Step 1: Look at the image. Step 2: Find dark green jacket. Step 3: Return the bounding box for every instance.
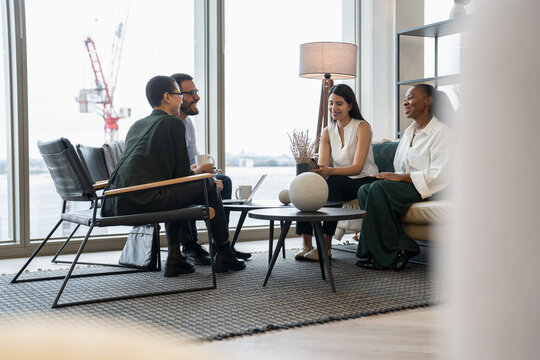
[103,110,193,216]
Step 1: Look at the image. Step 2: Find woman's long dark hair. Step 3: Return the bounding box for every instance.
[328,84,364,121]
[413,84,454,124]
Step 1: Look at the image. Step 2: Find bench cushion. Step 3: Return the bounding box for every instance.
[400,200,451,224]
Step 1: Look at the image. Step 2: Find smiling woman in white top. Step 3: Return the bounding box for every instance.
[295,84,379,262]
[356,84,452,271]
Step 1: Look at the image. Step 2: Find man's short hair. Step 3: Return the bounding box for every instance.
[170,73,193,90]
[145,75,177,108]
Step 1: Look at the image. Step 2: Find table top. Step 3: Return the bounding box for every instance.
[248,206,367,222]
[223,200,342,211]
[222,199,290,210]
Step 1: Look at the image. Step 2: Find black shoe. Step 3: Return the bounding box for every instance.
[356,257,375,269]
[232,247,251,260]
[182,242,211,265]
[164,256,195,277]
[394,250,410,271]
[215,247,246,273]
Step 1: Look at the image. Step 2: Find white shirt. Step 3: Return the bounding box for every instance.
[182,117,199,166]
[393,116,451,199]
[328,119,379,179]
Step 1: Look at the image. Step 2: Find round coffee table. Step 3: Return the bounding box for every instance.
[223,200,291,261]
[249,206,367,292]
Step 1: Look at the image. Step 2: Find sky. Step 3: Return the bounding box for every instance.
[1,0,456,160]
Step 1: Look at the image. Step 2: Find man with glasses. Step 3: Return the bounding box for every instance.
[103,75,246,276]
[171,73,252,264]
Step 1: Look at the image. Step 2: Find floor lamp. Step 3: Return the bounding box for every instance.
[299,42,357,139]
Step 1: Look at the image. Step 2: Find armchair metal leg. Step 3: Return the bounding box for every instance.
[204,218,217,289]
[53,223,162,271]
[11,219,63,283]
[51,224,81,263]
[52,224,96,308]
[50,223,212,309]
[202,178,217,289]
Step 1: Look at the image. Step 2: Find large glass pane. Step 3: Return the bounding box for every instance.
[0,3,12,242]
[424,0,462,78]
[424,0,461,111]
[224,0,344,227]
[26,0,196,239]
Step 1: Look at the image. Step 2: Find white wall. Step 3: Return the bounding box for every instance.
[360,0,423,141]
[447,0,540,358]
[360,0,395,140]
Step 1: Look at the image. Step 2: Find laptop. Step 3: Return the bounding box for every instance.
[223,174,267,205]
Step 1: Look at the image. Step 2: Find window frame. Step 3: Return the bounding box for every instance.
[0,0,360,258]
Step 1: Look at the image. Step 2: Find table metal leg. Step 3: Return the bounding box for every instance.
[268,220,274,263]
[280,220,286,259]
[263,221,291,287]
[313,221,336,292]
[230,211,248,248]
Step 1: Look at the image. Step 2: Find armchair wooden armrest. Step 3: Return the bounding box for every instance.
[93,180,108,190]
[104,173,215,197]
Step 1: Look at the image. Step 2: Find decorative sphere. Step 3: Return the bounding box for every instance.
[289,172,328,212]
[278,189,290,205]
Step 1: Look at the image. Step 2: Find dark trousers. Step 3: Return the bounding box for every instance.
[356,180,422,269]
[296,175,377,236]
[165,178,228,246]
[185,174,232,245]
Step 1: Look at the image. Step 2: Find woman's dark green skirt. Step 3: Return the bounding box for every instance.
[356,180,422,269]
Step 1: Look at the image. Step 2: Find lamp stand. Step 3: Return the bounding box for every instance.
[316,74,334,139]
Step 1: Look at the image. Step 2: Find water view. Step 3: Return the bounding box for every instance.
[0,166,297,242]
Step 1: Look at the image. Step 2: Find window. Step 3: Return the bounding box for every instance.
[424,0,462,110]
[25,0,196,239]
[0,2,12,242]
[224,0,345,227]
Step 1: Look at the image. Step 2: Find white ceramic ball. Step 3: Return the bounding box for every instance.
[278,189,290,205]
[289,172,328,211]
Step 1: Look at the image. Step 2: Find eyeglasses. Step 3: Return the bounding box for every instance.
[181,89,199,97]
[168,92,184,98]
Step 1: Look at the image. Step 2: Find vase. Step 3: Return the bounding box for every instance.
[296,163,311,176]
[449,1,467,18]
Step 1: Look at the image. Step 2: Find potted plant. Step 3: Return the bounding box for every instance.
[288,129,320,175]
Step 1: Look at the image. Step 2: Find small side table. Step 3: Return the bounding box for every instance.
[249,207,367,292]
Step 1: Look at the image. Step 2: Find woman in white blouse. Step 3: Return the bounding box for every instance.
[295,84,379,262]
[356,84,451,270]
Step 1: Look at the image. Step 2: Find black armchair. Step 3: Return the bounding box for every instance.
[11,138,217,308]
[76,144,110,183]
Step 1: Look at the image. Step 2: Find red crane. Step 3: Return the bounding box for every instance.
[76,1,130,143]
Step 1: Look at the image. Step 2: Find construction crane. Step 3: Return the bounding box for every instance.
[76,1,131,144]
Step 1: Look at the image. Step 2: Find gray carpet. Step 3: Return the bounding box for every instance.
[0,248,440,341]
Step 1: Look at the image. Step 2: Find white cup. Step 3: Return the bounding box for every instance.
[195,154,215,167]
[235,185,252,200]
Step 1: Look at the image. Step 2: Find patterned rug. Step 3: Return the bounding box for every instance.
[0,247,439,341]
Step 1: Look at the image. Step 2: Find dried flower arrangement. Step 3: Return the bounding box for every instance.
[288,129,320,164]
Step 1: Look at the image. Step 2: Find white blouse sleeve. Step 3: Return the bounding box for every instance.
[409,126,451,199]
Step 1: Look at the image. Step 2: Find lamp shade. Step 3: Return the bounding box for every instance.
[299,42,357,79]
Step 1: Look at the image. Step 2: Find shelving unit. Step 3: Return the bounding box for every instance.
[396,17,467,136]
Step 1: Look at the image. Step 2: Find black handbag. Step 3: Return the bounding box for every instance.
[118,224,160,270]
